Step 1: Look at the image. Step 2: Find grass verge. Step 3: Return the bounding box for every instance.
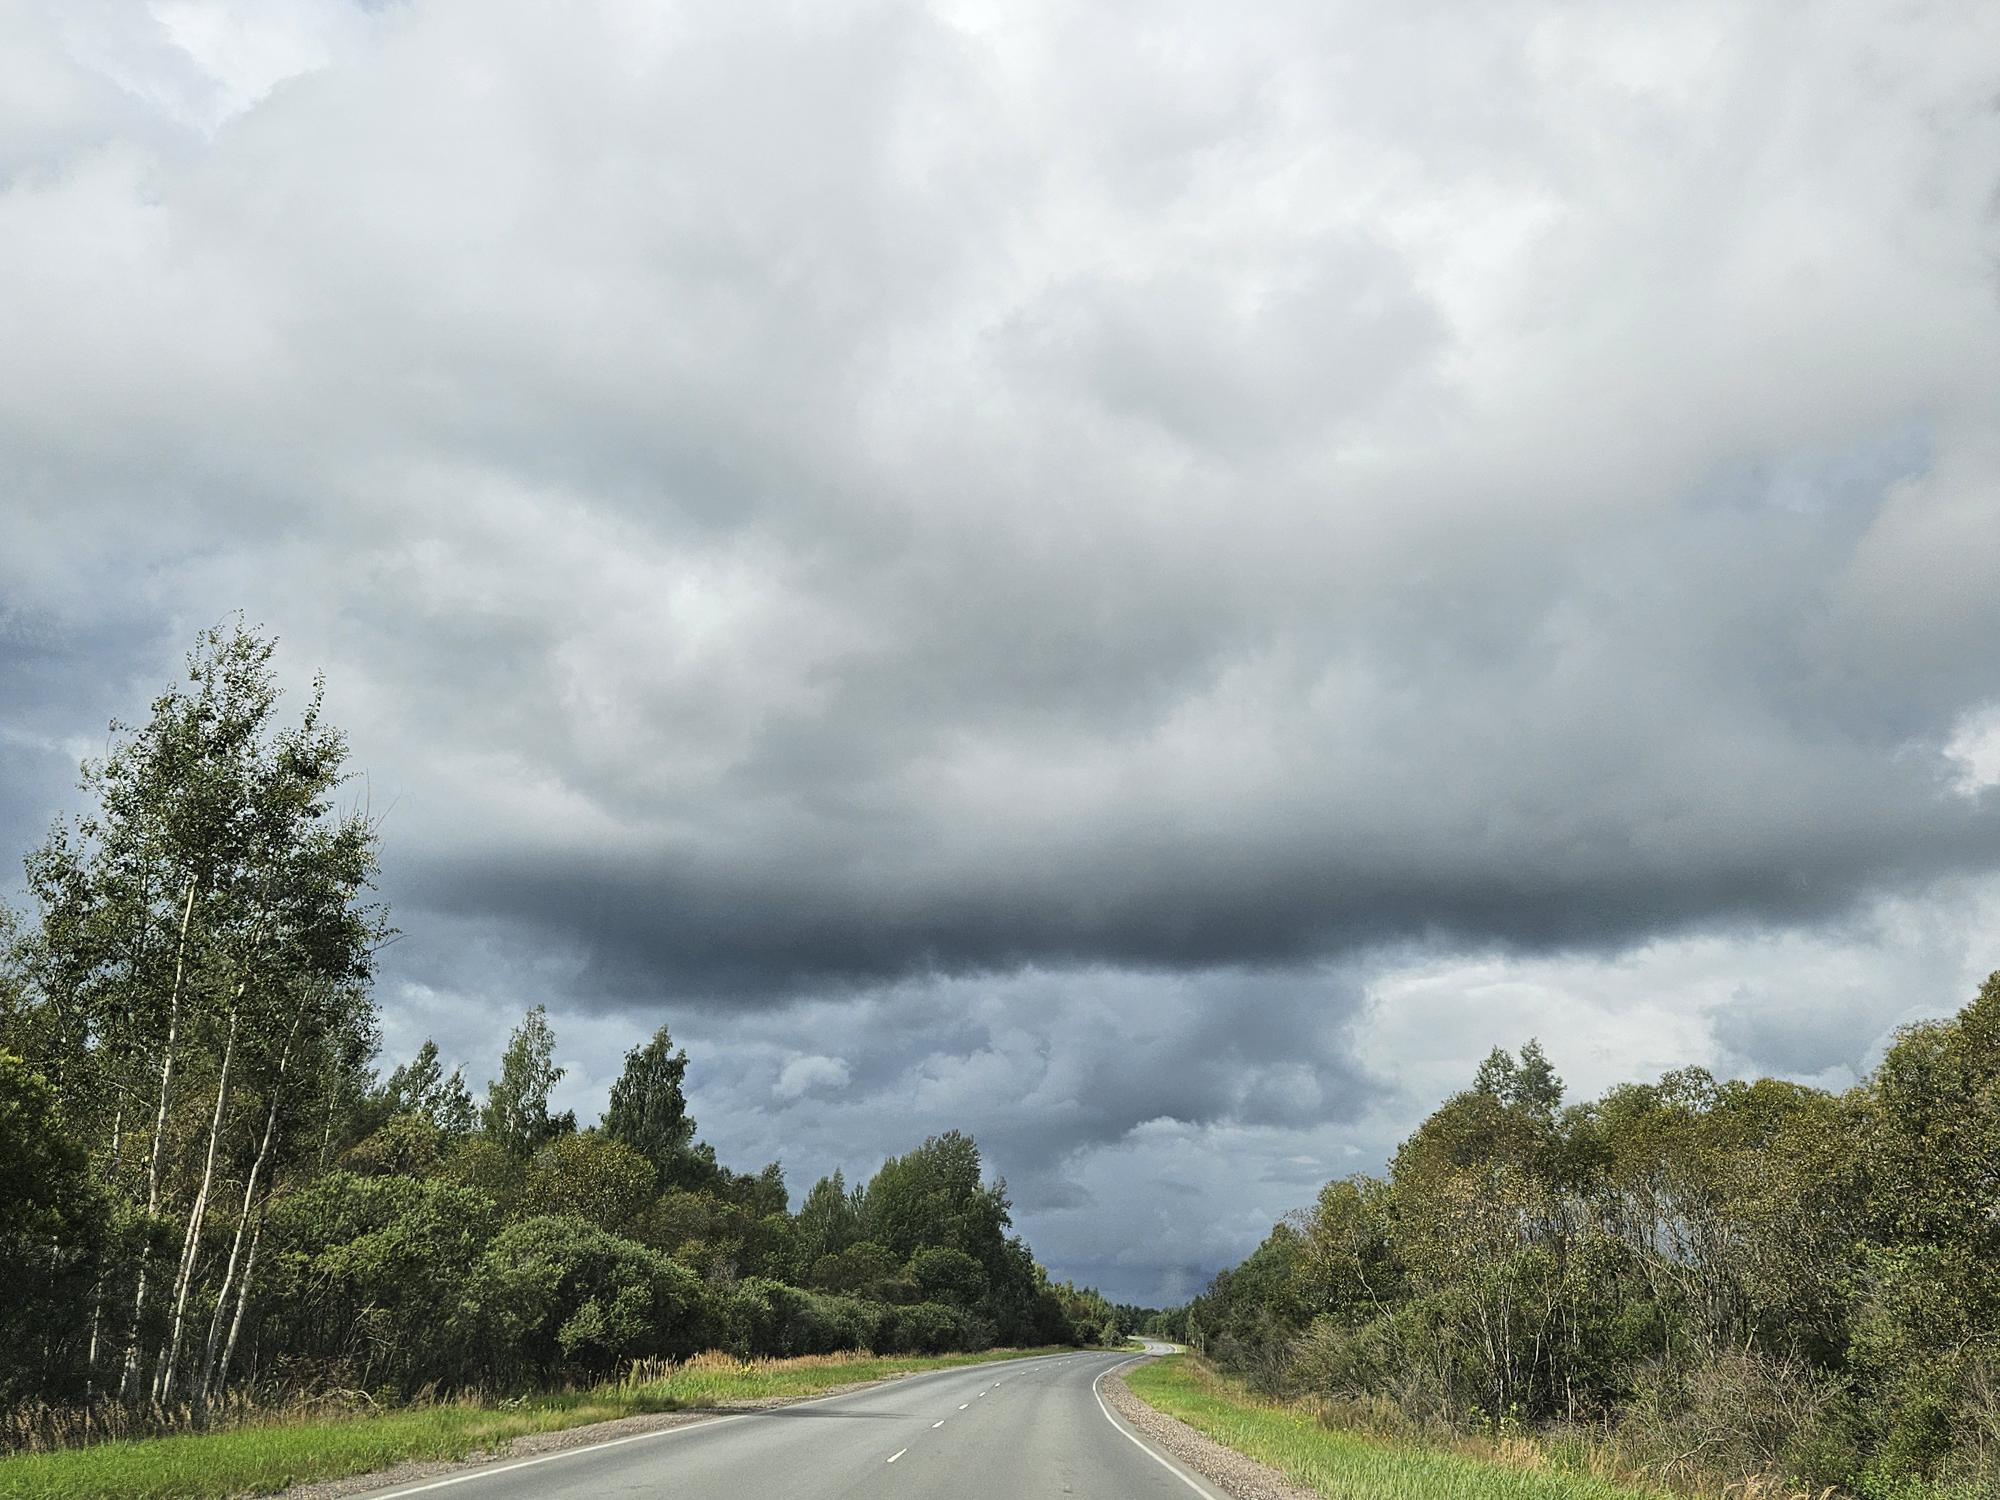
[0,1347,1068,1500]
[1123,1356,1671,1500]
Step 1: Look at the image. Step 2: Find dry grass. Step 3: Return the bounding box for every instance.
[0,1389,394,1456]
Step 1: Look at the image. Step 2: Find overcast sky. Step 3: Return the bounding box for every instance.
[5,0,2000,1305]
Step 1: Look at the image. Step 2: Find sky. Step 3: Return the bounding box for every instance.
[3,0,1999,1306]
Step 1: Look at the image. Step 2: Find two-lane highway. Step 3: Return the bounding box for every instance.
[352,1349,1213,1500]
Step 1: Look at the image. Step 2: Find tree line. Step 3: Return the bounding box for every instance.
[0,623,1123,1440]
[1167,997,2000,1499]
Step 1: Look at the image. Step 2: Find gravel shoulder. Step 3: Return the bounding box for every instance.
[1104,1359,1320,1500]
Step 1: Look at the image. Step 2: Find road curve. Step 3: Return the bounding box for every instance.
[349,1349,1213,1500]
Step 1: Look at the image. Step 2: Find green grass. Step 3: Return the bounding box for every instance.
[0,1348,1067,1500]
[1124,1357,1670,1500]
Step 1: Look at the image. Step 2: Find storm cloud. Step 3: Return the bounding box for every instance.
[4,0,2000,1301]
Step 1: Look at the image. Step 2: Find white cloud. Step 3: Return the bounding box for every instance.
[6,0,2000,1303]
[773,1054,853,1101]
[1946,705,2000,796]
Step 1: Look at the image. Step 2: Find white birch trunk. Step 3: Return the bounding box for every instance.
[85,1104,126,1405]
[195,1016,297,1412]
[213,1203,268,1407]
[120,873,199,1403]
[156,999,240,1404]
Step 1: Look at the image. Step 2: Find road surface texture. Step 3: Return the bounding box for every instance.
[347,1347,1216,1500]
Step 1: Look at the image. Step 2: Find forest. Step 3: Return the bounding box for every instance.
[0,623,1126,1446]
[1169,994,2000,1499]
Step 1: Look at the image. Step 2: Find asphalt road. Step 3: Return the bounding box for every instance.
[353,1346,1213,1500]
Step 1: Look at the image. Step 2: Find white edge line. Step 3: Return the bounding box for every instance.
[354,1412,747,1500]
[360,1352,1072,1500]
[1091,1355,1222,1500]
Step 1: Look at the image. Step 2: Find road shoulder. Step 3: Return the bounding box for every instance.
[1103,1360,1318,1500]
[276,1360,1030,1500]
[275,1405,724,1500]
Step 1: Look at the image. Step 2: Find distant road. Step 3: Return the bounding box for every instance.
[351,1348,1210,1500]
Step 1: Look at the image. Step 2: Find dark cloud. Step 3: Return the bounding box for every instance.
[0,605,186,889]
[610,965,1383,1303]
[5,0,2000,1303]
[1710,989,1887,1079]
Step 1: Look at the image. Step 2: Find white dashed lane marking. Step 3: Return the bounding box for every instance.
[887,1449,906,1464]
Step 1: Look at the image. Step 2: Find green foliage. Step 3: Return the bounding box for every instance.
[439,1133,528,1215]
[1472,1038,1564,1119]
[481,1006,569,1156]
[857,1130,1008,1264]
[635,1183,792,1281]
[879,1301,966,1355]
[809,1240,912,1300]
[7,619,387,1414]
[343,1111,448,1178]
[793,1170,860,1273]
[841,1129,1074,1346]
[769,1286,885,1355]
[0,1053,107,1404]
[382,1041,476,1137]
[717,1278,884,1357]
[261,1171,495,1392]
[518,1132,657,1235]
[464,1216,710,1379]
[601,1026,700,1185]
[1848,975,2000,1484]
[1185,983,2000,1498]
[910,1246,988,1308]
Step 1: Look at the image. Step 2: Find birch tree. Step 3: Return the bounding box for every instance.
[19,620,387,1409]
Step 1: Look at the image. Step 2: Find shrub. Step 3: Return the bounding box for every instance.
[716,1279,899,1358]
[518,1133,658,1235]
[463,1215,711,1382]
[0,1053,106,1405]
[262,1171,496,1392]
[794,1292,881,1355]
[722,1277,784,1356]
[909,1247,987,1308]
[881,1302,964,1355]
